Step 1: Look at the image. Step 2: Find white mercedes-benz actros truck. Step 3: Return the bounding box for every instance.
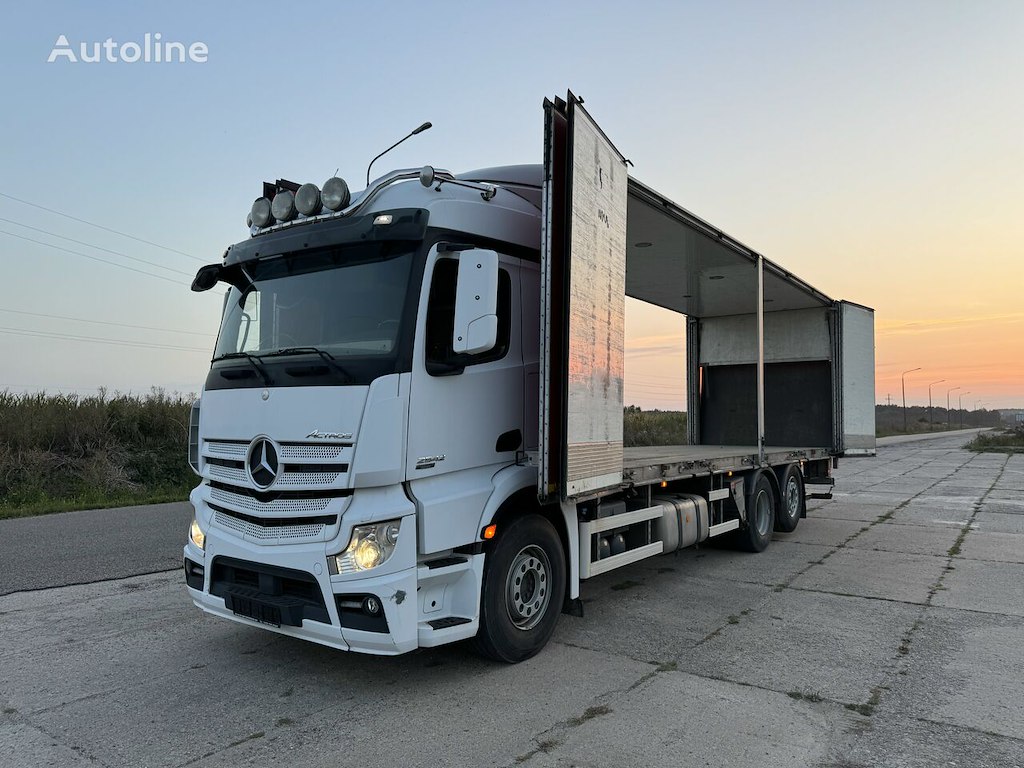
[183,92,875,662]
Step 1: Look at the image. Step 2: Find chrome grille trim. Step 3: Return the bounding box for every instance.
[280,444,350,461]
[209,485,335,515]
[204,440,248,458]
[208,464,247,484]
[277,471,342,486]
[213,510,327,541]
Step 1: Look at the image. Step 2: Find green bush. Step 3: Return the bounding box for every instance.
[623,406,687,447]
[967,426,1024,453]
[0,389,196,517]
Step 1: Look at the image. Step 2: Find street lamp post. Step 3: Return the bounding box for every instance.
[946,386,960,429]
[902,367,922,433]
[959,391,971,429]
[928,379,945,430]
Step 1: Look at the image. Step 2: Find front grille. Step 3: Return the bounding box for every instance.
[203,439,353,491]
[277,470,343,486]
[206,440,248,457]
[211,504,337,541]
[209,464,247,484]
[209,485,338,515]
[280,443,349,460]
[210,556,329,626]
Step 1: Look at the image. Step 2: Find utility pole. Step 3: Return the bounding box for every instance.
[928,379,945,431]
[959,391,970,429]
[947,386,960,430]
[902,367,921,433]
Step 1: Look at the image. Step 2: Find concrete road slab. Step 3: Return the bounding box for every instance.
[809,501,896,522]
[845,521,961,557]
[644,540,833,589]
[879,606,1024,742]
[0,720,95,768]
[515,670,830,768]
[830,715,1024,768]
[980,498,1024,514]
[680,589,919,704]
[933,559,1024,617]
[790,547,947,604]
[888,501,975,527]
[772,517,868,547]
[974,511,1024,534]
[958,531,1024,564]
[554,569,774,664]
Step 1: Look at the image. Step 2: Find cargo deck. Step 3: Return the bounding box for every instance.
[621,444,833,485]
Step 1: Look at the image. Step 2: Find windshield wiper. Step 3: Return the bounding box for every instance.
[267,347,353,382]
[212,351,272,385]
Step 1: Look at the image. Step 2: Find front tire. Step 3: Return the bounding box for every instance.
[474,514,566,663]
[735,473,775,552]
[774,464,804,533]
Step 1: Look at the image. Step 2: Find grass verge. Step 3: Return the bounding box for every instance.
[1,389,195,520]
[966,426,1024,454]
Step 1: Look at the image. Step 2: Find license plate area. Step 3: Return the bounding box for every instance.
[226,592,282,627]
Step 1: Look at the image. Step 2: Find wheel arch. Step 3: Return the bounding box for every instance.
[477,465,576,606]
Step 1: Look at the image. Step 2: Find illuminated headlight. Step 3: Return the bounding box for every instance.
[295,183,322,216]
[251,197,273,227]
[322,176,351,211]
[189,517,206,551]
[271,190,297,222]
[329,520,401,574]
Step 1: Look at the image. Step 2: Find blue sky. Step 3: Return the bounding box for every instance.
[1,1,1021,407]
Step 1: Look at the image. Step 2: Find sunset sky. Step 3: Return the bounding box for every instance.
[1,1,1021,411]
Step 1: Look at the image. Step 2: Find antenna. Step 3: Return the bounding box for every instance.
[365,122,432,186]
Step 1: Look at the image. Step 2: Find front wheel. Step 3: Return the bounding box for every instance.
[474,514,566,663]
[734,473,775,552]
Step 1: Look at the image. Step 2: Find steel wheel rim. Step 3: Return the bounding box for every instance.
[506,545,551,631]
[755,490,772,536]
[785,477,800,519]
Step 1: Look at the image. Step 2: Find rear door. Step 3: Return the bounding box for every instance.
[539,92,629,502]
[835,301,876,455]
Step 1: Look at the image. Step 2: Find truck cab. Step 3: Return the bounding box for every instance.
[185,165,554,658]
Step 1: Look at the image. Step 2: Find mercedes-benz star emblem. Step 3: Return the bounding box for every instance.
[247,438,279,488]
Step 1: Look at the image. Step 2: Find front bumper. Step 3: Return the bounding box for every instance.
[184,482,421,655]
[185,542,419,656]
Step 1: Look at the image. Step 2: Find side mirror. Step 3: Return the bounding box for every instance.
[191,264,222,292]
[452,249,499,354]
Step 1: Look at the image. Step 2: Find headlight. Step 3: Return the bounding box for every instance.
[330,519,402,574]
[189,517,206,551]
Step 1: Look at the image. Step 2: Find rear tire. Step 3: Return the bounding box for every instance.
[474,514,566,663]
[735,473,775,552]
[774,464,804,533]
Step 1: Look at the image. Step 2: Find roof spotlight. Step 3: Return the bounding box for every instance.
[271,189,297,222]
[295,183,322,216]
[251,197,273,228]
[322,177,351,211]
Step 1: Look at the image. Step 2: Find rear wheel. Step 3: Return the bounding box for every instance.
[474,514,566,663]
[734,473,775,552]
[774,464,804,533]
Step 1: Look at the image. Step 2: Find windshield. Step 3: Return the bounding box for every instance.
[212,242,416,379]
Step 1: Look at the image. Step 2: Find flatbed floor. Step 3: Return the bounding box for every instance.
[622,444,833,485]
